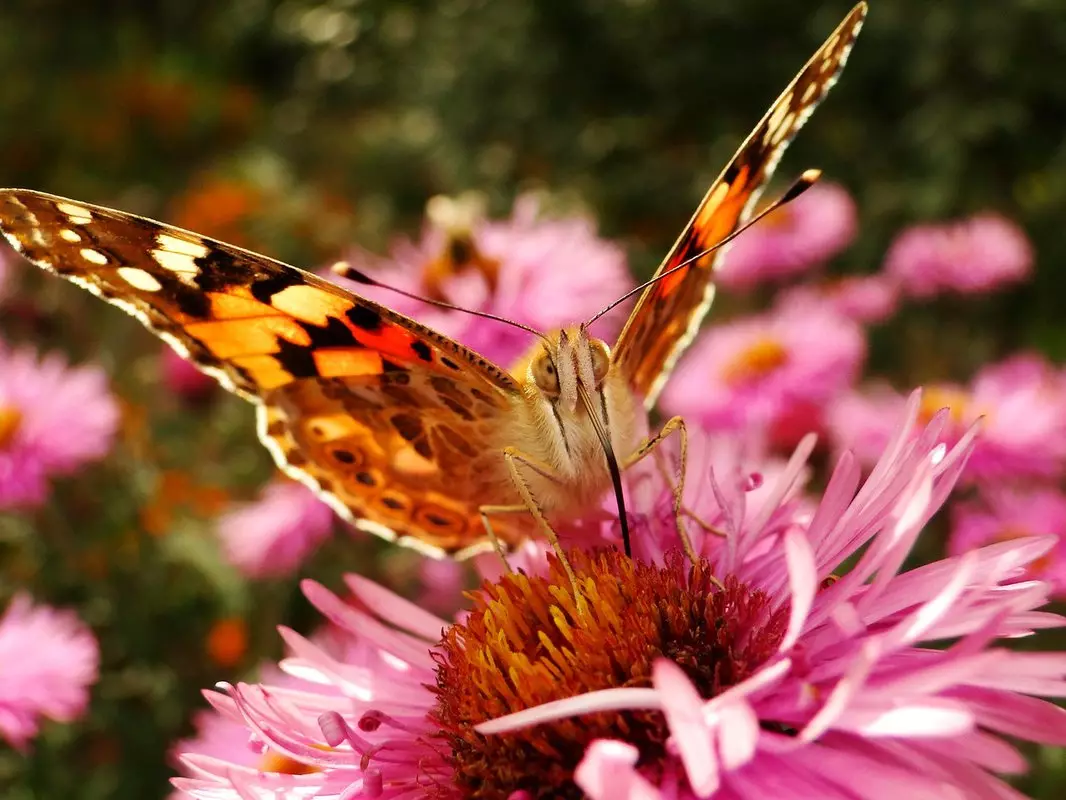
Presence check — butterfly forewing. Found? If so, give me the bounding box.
[612,2,867,407]
[0,189,528,557]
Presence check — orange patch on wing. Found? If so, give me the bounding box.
[312,348,383,377]
[207,288,283,319]
[694,179,733,234]
[354,325,422,362]
[270,284,353,326]
[187,317,311,358]
[231,355,294,389]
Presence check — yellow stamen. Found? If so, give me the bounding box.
[919,386,970,426]
[0,406,22,449]
[259,750,320,775]
[721,338,789,385]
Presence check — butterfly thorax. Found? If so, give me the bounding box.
[504,326,641,515]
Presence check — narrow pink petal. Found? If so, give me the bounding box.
[958,688,1066,745]
[300,580,430,666]
[706,658,792,715]
[574,740,661,800]
[882,551,976,650]
[344,573,450,642]
[476,688,661,734]
[653,659,719,797]
[779,527,817,651]
[714,698,759,770]
[838,699,974,737]
[799,639,879,743]
[747,433,818,541]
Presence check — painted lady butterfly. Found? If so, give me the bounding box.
[0,3,865,559]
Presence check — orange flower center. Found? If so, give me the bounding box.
[259,750,321,775]
[759,203,795,230]
[918,386,970,426]
[721,337,790,385]
[422,231,501,302]
[433,549,788,798]
[0,406,23,449]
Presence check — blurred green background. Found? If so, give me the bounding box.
[1,0,1065,797]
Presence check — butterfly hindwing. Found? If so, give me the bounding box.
[0,188,526,557]
[612,2,867,406]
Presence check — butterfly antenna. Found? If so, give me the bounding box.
[585,169,821,327]
[331,262,552,345]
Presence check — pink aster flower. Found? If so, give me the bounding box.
[0,594,100,750]
[217,479,335,578]
[829,353,1066,483]
[717,182,857,290]
[951,488,1066,598]
[884,213,1033,298]
[0,343,120,509]
[659,298,865,437]
[330,193,634,367]
[778,273,901,325]
[172,391,1066,799]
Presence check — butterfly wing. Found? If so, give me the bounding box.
[0,189,527,557]
[611,2,867,407]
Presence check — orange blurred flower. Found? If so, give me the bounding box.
[205,617,248,669]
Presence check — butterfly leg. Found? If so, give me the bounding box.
[649,446,726,541]
[478,504,529,570]
[622,416,699,564]
[496,446,579,589]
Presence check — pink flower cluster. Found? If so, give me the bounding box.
[0,343,120,509]
[0,594,100,749]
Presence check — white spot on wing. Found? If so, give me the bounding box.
[153,249,201,276]
[157,233,209,258]
[59,228,82,243]
[55,202,93,225]
[80,248,109,265]
[117,267,163,292]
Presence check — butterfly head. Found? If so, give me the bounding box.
[527,326,611,414]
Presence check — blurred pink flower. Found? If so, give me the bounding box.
[951,488,1066,597]
[417,559,469,618]
[0,594,99,750]
[160,347,215,401]
[0,343,120,509]
[330,194,634,367]
[172,394,1066,799]
[884,213,1033,298]
[829,354,1066,483]
[217,480,334,578]
[717,182,857,290]
[779,273,900,324]
[660,298,865,436]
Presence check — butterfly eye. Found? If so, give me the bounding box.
[589,339,611,387]
[531,351,560,397]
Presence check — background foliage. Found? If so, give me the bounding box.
[1,0,1065,797]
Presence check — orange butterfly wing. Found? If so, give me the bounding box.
[612,2,867,407]
[0,189,528,557]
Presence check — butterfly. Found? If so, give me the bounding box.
[0,3,865,560]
